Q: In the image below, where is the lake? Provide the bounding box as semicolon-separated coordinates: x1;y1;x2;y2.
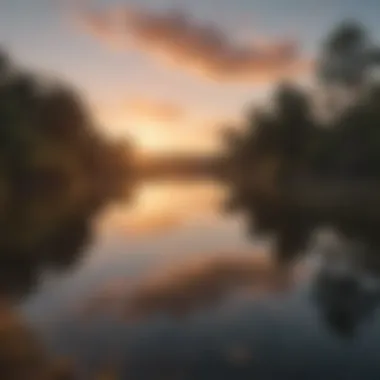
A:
19;181;380;380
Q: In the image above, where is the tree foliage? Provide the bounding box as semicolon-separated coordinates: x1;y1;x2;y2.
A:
224;22;380;264
0;50;133;297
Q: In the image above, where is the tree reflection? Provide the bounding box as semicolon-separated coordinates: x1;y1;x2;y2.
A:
224;22;380;259
5;17;380;379
312;270;379;337
309;231;380;337
223;82;317;264
0;48;132;378
223;21;380;335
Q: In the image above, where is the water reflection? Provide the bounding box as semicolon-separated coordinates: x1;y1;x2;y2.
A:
0;300;77;380
99;181;226;237
83;253;293;321
5;20;380;380
310;230;380;337
15;180;380;380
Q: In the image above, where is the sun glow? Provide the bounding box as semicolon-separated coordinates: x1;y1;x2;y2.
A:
105;119;219;154
95;101;222;155
128;122;173;153
98;113;173;153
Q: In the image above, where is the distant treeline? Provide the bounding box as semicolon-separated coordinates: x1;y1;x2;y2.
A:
135;154;225;181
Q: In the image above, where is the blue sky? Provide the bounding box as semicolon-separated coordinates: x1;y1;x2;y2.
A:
1;0;380;152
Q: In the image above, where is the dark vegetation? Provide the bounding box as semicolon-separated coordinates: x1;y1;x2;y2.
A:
136;154;224;181
0;50;133;379
0;50;133;298
224;21;380;265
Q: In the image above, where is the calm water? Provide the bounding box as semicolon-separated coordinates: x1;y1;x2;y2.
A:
19;182;380;379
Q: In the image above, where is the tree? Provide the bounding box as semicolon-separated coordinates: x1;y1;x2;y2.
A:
0;49;134;297
318;21;380;88
223;21;380;266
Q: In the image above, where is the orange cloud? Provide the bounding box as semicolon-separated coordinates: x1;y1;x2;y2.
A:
73;6;123;48
124;97;186;123
77;6;312;82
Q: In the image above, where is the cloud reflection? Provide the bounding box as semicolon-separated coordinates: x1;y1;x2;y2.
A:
101;182;225;236
83;253;300;321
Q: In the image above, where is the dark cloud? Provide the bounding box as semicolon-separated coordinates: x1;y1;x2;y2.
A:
77;6;311;82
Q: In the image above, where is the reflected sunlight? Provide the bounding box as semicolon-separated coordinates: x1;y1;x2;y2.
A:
97;182;227;237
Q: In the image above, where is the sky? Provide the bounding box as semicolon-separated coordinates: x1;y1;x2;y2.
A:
2;0;380;154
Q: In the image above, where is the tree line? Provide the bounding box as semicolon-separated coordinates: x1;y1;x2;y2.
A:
0;51;134;297
223;21;380;263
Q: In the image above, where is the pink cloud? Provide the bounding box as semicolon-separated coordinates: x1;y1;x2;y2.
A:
76;6;311;82
123;97;186;123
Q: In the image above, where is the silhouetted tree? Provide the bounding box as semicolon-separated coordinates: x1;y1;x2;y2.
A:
223;21;380;266
318;21;380;88
0;49;134;297
223;82;318;263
